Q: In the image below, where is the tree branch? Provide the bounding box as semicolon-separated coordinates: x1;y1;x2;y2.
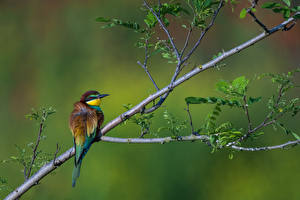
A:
144;0;181;62
246;0;270;33
243;95;252;131
231;140;300;151
137;39;160;91
4;12;299;200
25;118;44;180
181;0;224;64
180;27;193;59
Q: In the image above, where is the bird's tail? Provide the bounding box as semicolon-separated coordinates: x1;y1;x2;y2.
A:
72;137;94;187
72;159;82;187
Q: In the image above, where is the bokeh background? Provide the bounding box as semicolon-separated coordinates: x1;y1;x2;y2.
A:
0;0;299;199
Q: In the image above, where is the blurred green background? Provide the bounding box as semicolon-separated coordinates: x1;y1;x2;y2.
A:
0;0;299;199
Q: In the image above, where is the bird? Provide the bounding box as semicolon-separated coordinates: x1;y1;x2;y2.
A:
69;90;109;187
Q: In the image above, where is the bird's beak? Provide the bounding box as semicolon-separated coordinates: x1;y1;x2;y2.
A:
98;94;109;98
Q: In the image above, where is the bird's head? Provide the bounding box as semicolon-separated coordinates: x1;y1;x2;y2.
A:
80;90;109;107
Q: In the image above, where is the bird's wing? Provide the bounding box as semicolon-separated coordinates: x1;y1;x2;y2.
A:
69;102;98;165
69;103;98;145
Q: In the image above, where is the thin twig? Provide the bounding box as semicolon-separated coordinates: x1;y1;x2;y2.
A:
249;85;284;133
182;0;224;64
138;39;160;91
180;27;193;59
231;140;300;151
185;103;198;135
243;95;252;131
52;143;60;166
248;10;270;33
144;0;181;62
25;119;44;180
245;0;270;33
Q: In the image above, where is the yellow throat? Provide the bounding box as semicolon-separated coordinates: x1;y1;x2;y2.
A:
86;98;101;106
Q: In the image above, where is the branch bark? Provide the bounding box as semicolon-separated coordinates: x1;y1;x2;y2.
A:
4;12;299;200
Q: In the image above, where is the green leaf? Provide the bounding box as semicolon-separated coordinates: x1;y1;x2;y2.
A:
240;8;247;19
216;80;230;93
282;0;291;7
261;2;282;9
97;17;142;32
185;97;208;104
291;132;300;140
144;2;188;28
232;76;249;95
293;13;300;19
294;6;300;11
95;17;111;22
283;9;291;18
248;97;262;105
273;7;284;13
228;153;234;160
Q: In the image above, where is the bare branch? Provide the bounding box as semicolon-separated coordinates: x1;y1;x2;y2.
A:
52;143;60;166
25;119;44;180
243;95;252;131
180;27;193;59
248;10;269;33
231;140;300;151
137;39;160;91
182;0;224;64
245;0;270;33
185;104;196;135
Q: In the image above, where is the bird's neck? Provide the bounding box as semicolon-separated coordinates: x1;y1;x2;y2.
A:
88;105;102;112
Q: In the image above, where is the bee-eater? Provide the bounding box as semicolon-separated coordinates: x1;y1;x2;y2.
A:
69;90;109;187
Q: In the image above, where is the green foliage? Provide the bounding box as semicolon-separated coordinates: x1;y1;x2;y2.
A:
25;106;56;123
1;144;53;175
185;96;242;107
123;104;154;136
96;17;144;33
187;0;221;28
0;177;10;194
1;107;56;180
258;69;300;119
185;70;299;151
239;8;247;19
153;39;178;63
276;123;300;140
261;0;300;19
96;0;224;65
158;110;187;136
144;2;189;28
216;76;249;97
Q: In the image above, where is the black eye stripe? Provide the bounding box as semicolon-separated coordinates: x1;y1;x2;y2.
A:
85;97;95;101
85;95;100;101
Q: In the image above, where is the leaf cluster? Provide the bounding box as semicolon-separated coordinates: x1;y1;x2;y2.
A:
96;0;224;64
1;106;56;181
123;104;154;136
258;69;300;139
261;0;300;19
25;106;56;124
187;0;221;28
144;2;189;28
158;110;187;136
1;144;53;176
184;70;300;149
0;177;10;195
